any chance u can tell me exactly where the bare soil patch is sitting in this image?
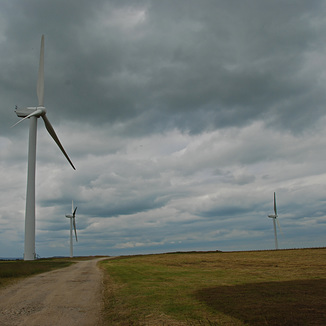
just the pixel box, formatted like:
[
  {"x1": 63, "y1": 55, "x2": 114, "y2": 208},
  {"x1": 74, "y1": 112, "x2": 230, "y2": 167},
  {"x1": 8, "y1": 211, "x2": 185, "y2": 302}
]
[{"x1": 195, "y1": 278, "x2": 326, "y2": 325}]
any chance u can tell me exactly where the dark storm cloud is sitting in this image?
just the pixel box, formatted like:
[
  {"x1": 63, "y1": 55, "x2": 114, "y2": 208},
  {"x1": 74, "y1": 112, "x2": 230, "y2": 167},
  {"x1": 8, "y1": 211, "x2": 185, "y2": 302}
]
[{"x1": 2, "y1": 0, "x2": 326, "y2": 134}]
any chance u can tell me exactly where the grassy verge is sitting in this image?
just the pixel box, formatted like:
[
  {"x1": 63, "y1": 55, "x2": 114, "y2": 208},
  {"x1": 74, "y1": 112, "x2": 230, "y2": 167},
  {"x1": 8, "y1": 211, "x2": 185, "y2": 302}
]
[
  {"x1": 0, "y1": 258, "x2": 75, "y2": 288},
  {"x1": 99, "y1": 248, "x2": 326, "y2": 325}
]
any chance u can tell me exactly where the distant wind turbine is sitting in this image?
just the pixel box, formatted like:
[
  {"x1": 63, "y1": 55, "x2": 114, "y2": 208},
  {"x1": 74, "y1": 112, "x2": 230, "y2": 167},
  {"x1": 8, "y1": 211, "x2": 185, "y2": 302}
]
[
  {"x1": 268, "y1": 192, "x2": 281, "y2": 250},
  {"x1": 65, "y1": 201, "x2": 78, "y2": 258},
  {"x1": 13, "y1": 35, "x2": 75, "y2": 260}
]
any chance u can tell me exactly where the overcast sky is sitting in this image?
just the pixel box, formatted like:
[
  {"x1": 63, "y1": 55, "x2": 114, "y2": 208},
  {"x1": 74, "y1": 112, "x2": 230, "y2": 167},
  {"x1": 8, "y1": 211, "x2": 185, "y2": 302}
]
[{"x1": 1, "y1": 0, "x2": 326, "y2": 258}]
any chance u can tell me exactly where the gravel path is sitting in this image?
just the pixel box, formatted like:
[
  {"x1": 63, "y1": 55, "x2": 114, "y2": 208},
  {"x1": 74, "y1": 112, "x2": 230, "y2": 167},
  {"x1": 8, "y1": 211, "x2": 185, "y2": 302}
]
[{"x1": 0, "y1": 258, "x2": 106, "y2": 326}]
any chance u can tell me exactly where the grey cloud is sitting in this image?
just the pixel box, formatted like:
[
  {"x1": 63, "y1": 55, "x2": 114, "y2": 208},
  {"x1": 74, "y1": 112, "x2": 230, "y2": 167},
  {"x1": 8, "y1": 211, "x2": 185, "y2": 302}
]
[{"x1": 2, "y1": 0, "x2": 326, "y2": 258}]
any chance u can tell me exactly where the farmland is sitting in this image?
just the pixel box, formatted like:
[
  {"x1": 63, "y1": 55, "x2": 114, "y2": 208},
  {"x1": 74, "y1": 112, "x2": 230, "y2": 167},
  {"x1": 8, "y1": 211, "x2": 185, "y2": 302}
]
[
  {"x1": 99, "y1": 248, "x2": 326, "y2": 325},
  {"x1": 1, "y1": 249, "x2": 325, "y2": 325}
]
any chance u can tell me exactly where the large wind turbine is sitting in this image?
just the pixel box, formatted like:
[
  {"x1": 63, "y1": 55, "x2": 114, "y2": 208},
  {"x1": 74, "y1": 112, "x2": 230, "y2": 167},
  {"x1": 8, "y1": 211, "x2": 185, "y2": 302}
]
[
  {"x1": 268, "y1": 192, "x2": 281, "y2": 250},
  {"x1": 65, "y1": 201, "x2": 78, "y2": 258},
  {"x1": 14, "y1": 35, "x2": 75, "y2": 260}
]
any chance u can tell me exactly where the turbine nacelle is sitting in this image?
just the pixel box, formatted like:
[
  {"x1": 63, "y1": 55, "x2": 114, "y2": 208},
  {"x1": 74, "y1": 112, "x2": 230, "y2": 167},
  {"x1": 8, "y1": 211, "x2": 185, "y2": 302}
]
[
  {"x1": 268, "y1": 214, "x2": 278, "y2": 218},
  {"x1": 15, "y1": 106, "x2": 46, "y2": 120},
  {"x1": 66, "y1": 207, "x2": 77, "y2": 219}
]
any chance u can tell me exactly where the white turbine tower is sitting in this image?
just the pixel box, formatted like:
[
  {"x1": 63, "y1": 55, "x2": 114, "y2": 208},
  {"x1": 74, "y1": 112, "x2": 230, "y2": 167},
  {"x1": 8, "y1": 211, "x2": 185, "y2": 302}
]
[
  {"x1": 65, "y1": 201, "x2": 78, "y2": 258},
  {"x1": 268, "y1": 192, "x2": 281, "y2": 250},
  {"x1": 14, "y1": 35, "x2": 75, "y2": 260}
]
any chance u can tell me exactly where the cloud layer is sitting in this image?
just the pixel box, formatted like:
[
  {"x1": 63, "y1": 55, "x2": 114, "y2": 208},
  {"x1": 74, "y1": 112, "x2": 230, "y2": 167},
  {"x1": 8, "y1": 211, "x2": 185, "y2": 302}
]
[{"x1": 1, "y1": 0, "x2": 326, "y2": 258}]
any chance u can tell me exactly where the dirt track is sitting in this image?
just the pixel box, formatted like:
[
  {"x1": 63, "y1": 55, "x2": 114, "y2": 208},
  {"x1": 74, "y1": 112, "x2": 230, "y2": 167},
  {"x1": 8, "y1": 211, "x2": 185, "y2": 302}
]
[{"x1": 0, "y1": 258, "x2": 105, "y2": 326}]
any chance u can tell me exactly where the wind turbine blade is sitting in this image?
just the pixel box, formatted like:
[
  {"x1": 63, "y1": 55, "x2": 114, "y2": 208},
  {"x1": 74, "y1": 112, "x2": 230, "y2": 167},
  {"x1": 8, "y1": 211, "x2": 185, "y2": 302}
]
[
  {"x1": 276, "y1": 218, "x2": 282, "y2": 234},
  {"x1": 12, "y1": 109, "x2": 43, "y2": 127},
  {"x1": 73, "y1": 218, "x2": 78, "y2": 242},
  {"x1": 41, "y1": 115, "x2": 76, "y2": 170},
  {"x1": 37, "y1": 35, "x2": 45, "y2": 107},
  {"x1": 71, "y1": 200, "x2": 74, "y2": 214},
  {"x1": 274, "y1": 192, "x2": 277, "y2": 216},
  {"x1": 73, "y1": 206, "x2": 77, "y2": 217}
]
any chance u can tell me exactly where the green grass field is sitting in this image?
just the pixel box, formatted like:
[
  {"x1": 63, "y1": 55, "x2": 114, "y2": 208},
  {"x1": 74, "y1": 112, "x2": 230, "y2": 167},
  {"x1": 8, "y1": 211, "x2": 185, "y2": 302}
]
[
  {"x1": 0, "y1": 258, "x2": 74, "y2": 287},
  {"x1": 99, "y1": 248, "x2": 326, "y2": 325}
]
